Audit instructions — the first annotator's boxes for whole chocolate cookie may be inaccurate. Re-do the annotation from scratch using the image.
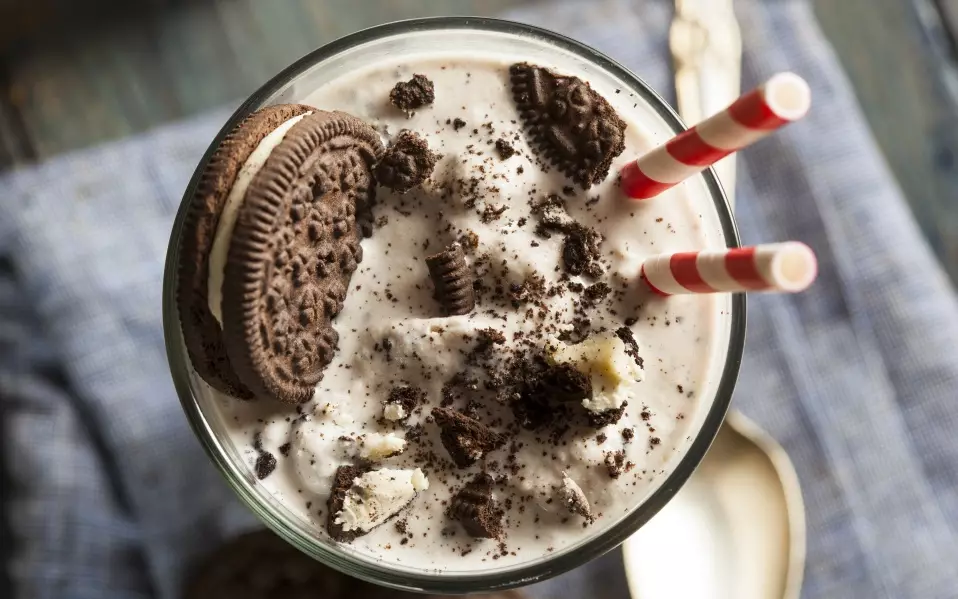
[176,104,314,399]
[221,111,383,404]
[510,63,626,188]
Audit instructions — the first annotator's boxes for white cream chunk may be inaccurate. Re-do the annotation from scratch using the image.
[382,403,407,421]
[334,468,429,533]
[357,432,407,461]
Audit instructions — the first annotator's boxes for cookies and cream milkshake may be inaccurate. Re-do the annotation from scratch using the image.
[176,44,733,574]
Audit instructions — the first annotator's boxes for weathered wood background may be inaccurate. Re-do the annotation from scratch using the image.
[1,0,957,282]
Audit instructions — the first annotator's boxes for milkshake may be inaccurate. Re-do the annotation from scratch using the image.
[168,21,739,587]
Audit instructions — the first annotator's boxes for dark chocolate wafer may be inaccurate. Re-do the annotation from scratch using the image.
[221,111,383,404]
[176,104,314,399]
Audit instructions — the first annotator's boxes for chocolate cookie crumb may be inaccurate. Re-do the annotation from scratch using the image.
[449,473,504,538]
[452,117,467,131]
[385,386,426,421]
[505,352,583,430]
[327,465,368,542]
[542,363,592,404]
[459,230,480,252]
[376,130,439,194]
[621,428,635,443]
[406,423,425,442]
[389,74,435,111]
[589,401,628,428]
[562,224,601,276]
[278,442,292,457]
[255,452,277,479]
[426,244,476,316]
[480,204,508,223]
[508,272,546,307]
[584,282,612,302]
[495,138,517,160]
[614,327,644,369]
[432,407,506,467]
[476,327,506,346]
[604,450,626,478]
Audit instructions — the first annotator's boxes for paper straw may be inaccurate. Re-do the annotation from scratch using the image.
[640,242,818,296]
[621,72,811,200]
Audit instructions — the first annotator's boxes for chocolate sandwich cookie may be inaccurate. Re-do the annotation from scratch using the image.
[176,105,384,403]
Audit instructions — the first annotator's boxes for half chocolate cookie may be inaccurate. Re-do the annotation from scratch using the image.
[176,104,383,403]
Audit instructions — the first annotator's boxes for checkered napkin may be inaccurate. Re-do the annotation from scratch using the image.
[2,1,957,597]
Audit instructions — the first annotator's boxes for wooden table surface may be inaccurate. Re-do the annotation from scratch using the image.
[1,0,957,282]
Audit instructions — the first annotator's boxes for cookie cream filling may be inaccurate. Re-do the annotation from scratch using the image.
[207,111,312,324]
[547,332,644,414]
[334,468,429,533]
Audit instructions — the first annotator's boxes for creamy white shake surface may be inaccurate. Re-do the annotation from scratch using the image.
[210,52,731,572]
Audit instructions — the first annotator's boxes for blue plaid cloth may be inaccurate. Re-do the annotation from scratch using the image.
[2,1,957,597]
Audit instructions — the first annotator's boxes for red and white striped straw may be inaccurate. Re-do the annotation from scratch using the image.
[621,72,811,200]
[640,242,818,296]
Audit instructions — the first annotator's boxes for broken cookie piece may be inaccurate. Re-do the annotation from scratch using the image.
[328,466,428,542]
[561,223,602,277]
[376,130,439,194]
[614,326,644,369]
[588,402,628,428]
[541,362,592,404]
[449,473,504,539]
[432,407,506,467]
[426,243,475,316]
[389,73,435,111]
[495,138,517,160]
[559,472,593,521]
[509,62,626,188]
[383,385,425,421]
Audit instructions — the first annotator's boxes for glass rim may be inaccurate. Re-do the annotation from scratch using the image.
[162,15,746,594]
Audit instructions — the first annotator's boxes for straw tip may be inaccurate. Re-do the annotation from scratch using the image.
[771,242,818,292]
[765,72,811,122]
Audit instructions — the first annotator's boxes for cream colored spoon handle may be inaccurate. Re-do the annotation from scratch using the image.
[670,0,742,207]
